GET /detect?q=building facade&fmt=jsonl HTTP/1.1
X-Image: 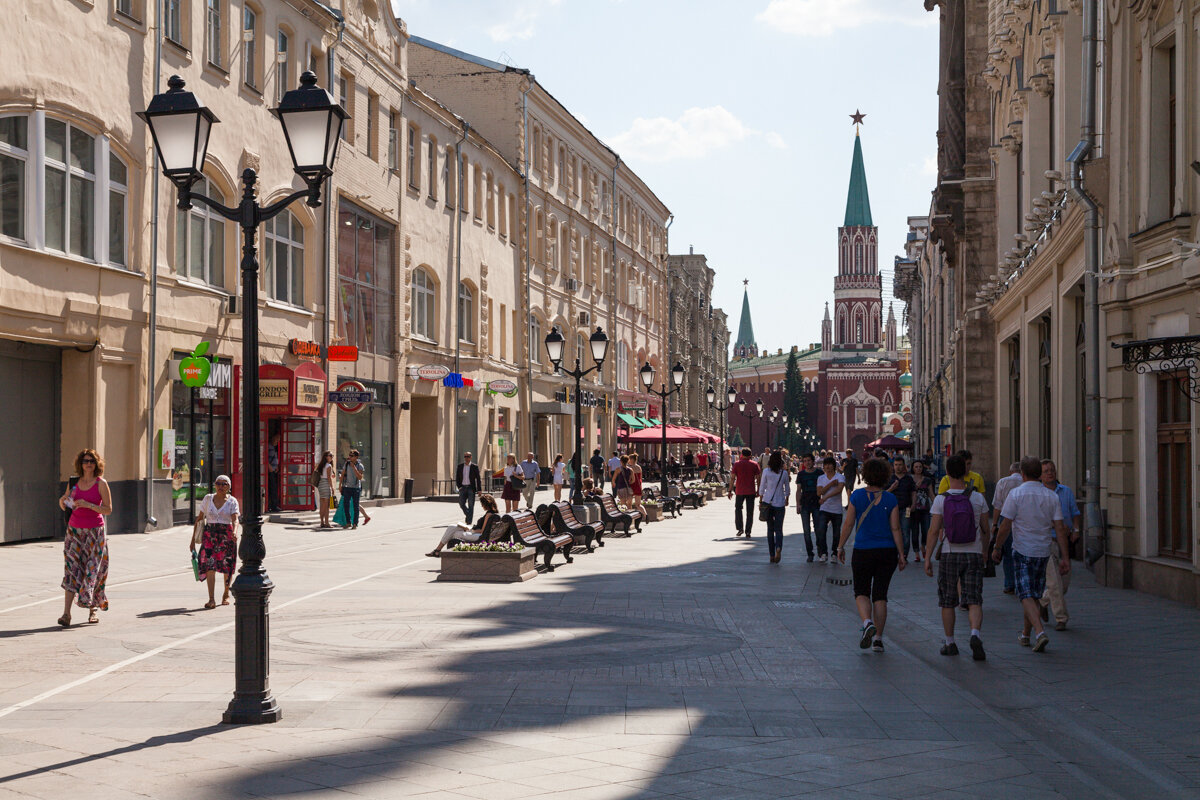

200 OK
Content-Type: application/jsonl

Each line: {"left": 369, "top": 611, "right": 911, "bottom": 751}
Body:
{"left": 666, "top": 249, "right": 729, "bottom": 437}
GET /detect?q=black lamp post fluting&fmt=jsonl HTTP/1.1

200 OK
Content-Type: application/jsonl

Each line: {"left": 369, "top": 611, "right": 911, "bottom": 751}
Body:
{"left": 545, "top": 326, "right": 609, "bottom": 505}
{"left": 140, "top": 72, "right": 346, "bottom": 725}
{"left": 706, "top": 385, "right": 736, "bottom": 481}
{"left": 640, "top": 361, "right": 685, "bottom": 496}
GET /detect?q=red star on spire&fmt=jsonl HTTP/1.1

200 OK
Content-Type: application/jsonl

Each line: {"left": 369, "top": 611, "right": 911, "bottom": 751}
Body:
{"left": 850, "top": 109, "right": 866, "bottom": 126}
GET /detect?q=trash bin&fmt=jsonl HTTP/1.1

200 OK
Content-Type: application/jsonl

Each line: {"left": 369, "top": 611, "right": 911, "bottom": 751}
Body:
{"left": 403, "top": 478, "right": 414, "bottom": 503}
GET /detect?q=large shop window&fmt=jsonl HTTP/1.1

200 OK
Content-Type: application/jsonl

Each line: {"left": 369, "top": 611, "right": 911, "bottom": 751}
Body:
{"left": 411, "top": 267, "right": 435, "bottom": 341}
{"left": 175, "top": 176, "right": 226, "bottom": 287}
{"left": 337, "top": 202, "right": 394, "bottom": 354}
{"left": 263, "top": 209, "right": 303, "bottom": 306}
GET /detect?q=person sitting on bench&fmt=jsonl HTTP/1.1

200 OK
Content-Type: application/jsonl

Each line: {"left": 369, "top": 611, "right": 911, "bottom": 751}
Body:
{"left": 428, "top": 494, "right": 499, "bottom": 557}
{"left": 581, "top": 478, "right": 603, "bottom": 499}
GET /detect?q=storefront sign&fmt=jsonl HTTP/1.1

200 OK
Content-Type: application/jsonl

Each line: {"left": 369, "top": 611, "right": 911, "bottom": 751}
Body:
{"left": 170, "top": 358, "right": 230, "bottom": 389}
{"left": 333, "top": 380, "right": 370, "bottom": 413}
{"left": 178, "top": 342, "right": 211, "bottom": 387}
{"left": 618, "top": 401, "right": 648, "bottom": 414}
{"left": 197, "top": 386, "right": 218, "bottom": 400}
{"left": 158, "top": 429, "right": 175, "bottom": 471}
{"left": 289, "top": 338, "right": 322, "bottom": 359}
{"left": 296, "top": 379, "right": 325, "bottom": 409}
{"left": 443, "top": 372, "right": 465, "bottom": 388}
{"left": 555, "top": 387, "right": 606, "bottom": 408}
{"left": 414, "top": 364, "right": 450, "bottom": 381}
{"left": 259, "top": 380, "right": 289, "bottom": 405}
{"left": 326, "top": 345, "right": 358, "bottom": 362}
{"left": 258, "top": 363, "right": 329, "bottom": 418}
{"left": 487, "top": 379, "right": 518, "bottom": 397}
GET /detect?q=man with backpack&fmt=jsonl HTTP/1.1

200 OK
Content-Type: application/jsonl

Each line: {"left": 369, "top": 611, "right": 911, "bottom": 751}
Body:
{"left": 923, "top": 454, "right": 991, "bottom": 660}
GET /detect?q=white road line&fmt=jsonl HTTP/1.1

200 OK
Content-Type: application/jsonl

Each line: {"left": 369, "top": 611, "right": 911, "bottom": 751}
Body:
{"left": 0, "top": 523, "right": 435, "bottom": 615}
{"left": 0, "top": 557, "right": 425, "bottom": 720}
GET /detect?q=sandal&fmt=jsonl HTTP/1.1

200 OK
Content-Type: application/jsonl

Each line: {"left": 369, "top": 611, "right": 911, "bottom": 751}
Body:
{"left": 221, "top": 595, "right": 231, "bottom": 606}
{"left": 87, "top": 610, "right": 99, "bottom": 624}
{"left": 204, "top": 601, "right": 217, "bottom": 609}
{"left": 426, "top": 551, "right": 441, "bottom": 558}
{"left": 57, "top": 615, "right": 70, "bottom": 627}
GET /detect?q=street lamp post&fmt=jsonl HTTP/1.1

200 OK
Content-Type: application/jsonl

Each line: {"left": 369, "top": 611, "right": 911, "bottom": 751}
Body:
{"left": 545, "top": 326, "right": 609, "bottom": 504}
{"left": 736, "top": 398, "right": 756, "bottom": 454}
{"left": 706, "top": 386, "right": 736, "bottom": 481}
{"left": 640, "top": 361, "right": 685, "bottom": 496}
{"left": 140, "top": 73, "right": 346, "bottom": 725}
{"left": 765, "top": 406, "right": 779, "bottom": 449}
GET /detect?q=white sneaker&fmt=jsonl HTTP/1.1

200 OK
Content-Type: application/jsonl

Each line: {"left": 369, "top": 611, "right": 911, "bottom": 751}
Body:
{"left": 818, "top": 554, "right": 828, "bottom": 563}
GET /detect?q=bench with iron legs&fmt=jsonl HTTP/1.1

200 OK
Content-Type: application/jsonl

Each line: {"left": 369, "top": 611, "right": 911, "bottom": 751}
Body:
{"left": 674, "top": 483, "right": 704, "bottom": 510}
{"left": 444, "top": 513, "right": 507, "bottom": 549}
{"left": 594, "top": 493, "right": 642, "bottom": 534}
{"left": 644, "top": 487, "right": 680, "bottom": 518}
{"left": 539, "top": 501, "right": 603, "bottom": 549}
{"left": 502, "top": 510, "right": 574, "bottom": 570}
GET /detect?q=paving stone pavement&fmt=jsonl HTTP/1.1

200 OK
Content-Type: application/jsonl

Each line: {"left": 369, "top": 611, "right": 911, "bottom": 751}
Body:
{"left": 2, "top": 497, "right": 1199, "bottom": 799}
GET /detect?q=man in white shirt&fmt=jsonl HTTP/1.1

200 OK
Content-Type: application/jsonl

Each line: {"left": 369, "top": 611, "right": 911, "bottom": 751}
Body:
{"left": 991, "top": 456, "right": 1071, "bottom": 653}
{"left": 924, "top": 455, "right": 991, "bottom": 660}
{"left": 815, "top": 456, "right": 844, "bottom": 564}
{"left": 607, "top": 451, "right": 622, "bottom": 483}
{"left": 991, "top": 462, "right": 1023, "bottom": 595}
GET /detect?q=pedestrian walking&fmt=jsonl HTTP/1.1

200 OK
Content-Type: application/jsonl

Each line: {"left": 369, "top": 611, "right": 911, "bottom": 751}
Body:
{"left": 613, "top": 454, "right": 634, "bottom": 506}
{"left": 794, "top": 454, "right": 824, "bottom": 562}
{"left": 589, "top": 449, "right": 606, "bottom": 490}
{"left": 991, "top": 462, "right": 1023, "bottom": 594}
{"left": 923, "top": 455, "right": 991, "bottom": 660}
{"left": 628, "top": 452, "right": 644, "bottom": 510}
{"left": 455, "top": 452, "right": 482, "bottom": 524}
{"left": 551, "top": 454, "right": 566, "bottom": 502}
{"left": 728, "top": 447, "right": 762, "bottom": 537}
{"left": 427, "top": 494, "right": 499, "bottom": 557}
{"left": 1039, "top": 459, "right": 1080, "bottom": 630}
{"left": 836, "top": 458, "right": 905, "bottom": 652}
{"left": 313, "top": 450, "right": 335, "bottom": 529}
{"left": 57, "top": 448, "right": 112, "bottom": 627}
{"left": 191, "top": 474, "right": 239, "bottom": 609}
{"left": 909, "top": 459, "right": 933, "bottom": 563}
{"left": 338, "top": 450, "right": 368, "bottom": 529}
{"left": 815, "top": 456, "right": 844, "bottom": 563}
{"left": 938, "top": 449, "right": 986, "bottom": 494}
{"left": 501, "top": 453, "right": 521, "bottom": 513}
{"left": 759, "top": 451, "right": 791, "bottom": 563}
{"left": 607, "top": 451, "right": 622, "bottom": 484}
{"left": 886, "top": 457, "right": 920, "bottom": 561}
{"left": 518, "top": 452, "right": 540, "bottom": 509}
{"left": 697, "top": 449, "right": 709, "bottom": 481}
{"left": 841, "top": 449, "right": 859, "bottom": 504}
{"left": 991, "top": 456, "right": 1071, "bottom": 653}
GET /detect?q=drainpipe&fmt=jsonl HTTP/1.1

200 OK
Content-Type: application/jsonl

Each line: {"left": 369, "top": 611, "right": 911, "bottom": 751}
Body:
{"left": 144, "top": 0, "right": 164, "bottom": 530}
{"left": 453, "top": 121, "right": 468, "bottom": 467}
{"left": 662, "top": 214, "right": 673, "bottom": 436}
{"left": 323, "top": 11, "right": 344, "bottom": 453}
{"left": 609, "top": 157, "right": 619, "bottom": 447}
{"left": 1067, "top": 0, "right": 1104, "bottom": 567}
{"left": 521, "top": 76, "right": 533, "bottom": 456}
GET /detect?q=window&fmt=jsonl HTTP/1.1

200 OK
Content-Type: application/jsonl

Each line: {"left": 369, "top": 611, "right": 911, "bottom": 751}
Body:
{"left": 457, "top": 282, "right": 474, "bottom": 343}
{"left": 1157, "top": 372, "right": 1192, "bottom": 559}
{"left": 44, "top": 119, "right": 95, "bottom": 259}
{"left": 616, "top": 341, "right": 629, "bottom": 390}
{"left": 406, "top": 125, "right": 417, "bottom": 189}
{"left": 1038, "top": 318, "right": 1052, "bottom": 458}
{"left": 0, "top": 116, "right": 27, "bottom": 240}
{"left": 528, "top": 316, "right": 541, "bottom": 369}
{"left": 165, "top": 0, "right": 183, "bottom": 44}
{"left": 1149, "top": 40, "right": 1176, "bottom": 222}
{"left": 263, "top": 210, "right": 303, "bottom": 306}
{"left": 276, "top": 29, "right": 289, "bottom": 102}
{"left": 116, "top": 0, "right": 137, "bottom": 19}
{"left": 175, "top": 176, "right": 226, "bottom": 286}
{"left": 426, "top": 136, "right": 437, "bottom": 200}
{"left": 387, "top": 111, "right": 398, "bottom": 170}
{"left": 337, "top": 75, "right": 350, "bottom": 141}
{"left": 206, "top": 0, "right": 222, "bottom": 67}
{"left": 443, "top": 145, "right": 454, "bottom": 206}
{"left": 337, "top": 202, "right": 394, "bottom": 354}
{"left": 108, "top": 153, "right": 127, "bottom": 266}
{"left": 242, "top": 6, "right": 258, "bottom": 89}
{"left": 411, "top": 267, "right": 435, "bottom": 341}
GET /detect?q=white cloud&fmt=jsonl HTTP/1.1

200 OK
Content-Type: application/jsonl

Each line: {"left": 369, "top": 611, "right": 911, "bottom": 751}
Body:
{"left": 488, "top": 0, "right": 561, "bottom": 42}
{"left": 608, "top": 106, "right": 784, "bottom": 162}
{"left": 756, "top": 0, "right": 934, "bottom": 37}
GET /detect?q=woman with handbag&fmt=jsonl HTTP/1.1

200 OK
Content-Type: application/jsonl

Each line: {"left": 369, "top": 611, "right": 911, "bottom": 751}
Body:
{"left": 836, "top": 458, "right": 906, "bottom": 652}
{"left": 191, "top": 474, "right": 239, "bottom": 609}
{"left": 909, "top": 460, "right": 934, "bottom": 563}
{"left": 759, "top": 451, "right": 792, "bottom": 563}
{"left": 57, "top": 449, "right": 112, "bottom": 626}
{"left": 313, "top": 450, "right": 335, "bottom": 529}
{"left": 501, "top": 453, "right": 521, "bottom": 513}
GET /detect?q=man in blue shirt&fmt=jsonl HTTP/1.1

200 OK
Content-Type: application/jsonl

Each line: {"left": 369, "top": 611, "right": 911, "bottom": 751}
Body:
{"left": 1040, "top": 459, "right": 1080, "bottom": 630}
{"left": 519, "top": 452, "right": 541, "bottom": 510}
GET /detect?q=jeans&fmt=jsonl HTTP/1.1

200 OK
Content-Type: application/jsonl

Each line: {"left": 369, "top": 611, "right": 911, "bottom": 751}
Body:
{"left": 458, "top": 486, "right": 476, "bottom": 524}
{"left": 341, "top": 487, "right": 361, "bottom": 527}
{"left": 734, "top": 493, "right": 756, "bottom": 534}
{"left": 765, "top": 504, "right": 786, "bottom": 557}
{"left": 819, "top": 510, "right": 843, "bottom": 552}
{"left": 908, "top": 511, "right": 930, "bottom": 558}
{"left": 1001, "top": 534, "right": 1015, "bottom": 591}
{"left": 798, "top": 506, "right": 823, "bottom": 556}
{"left": 267, "top": 469, "right": 281, "bottom": 511}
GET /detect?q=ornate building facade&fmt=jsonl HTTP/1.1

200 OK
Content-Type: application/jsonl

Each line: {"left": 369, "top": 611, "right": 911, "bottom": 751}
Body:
{"left": 666, "top": 249, "right": 729, "bottom": 436}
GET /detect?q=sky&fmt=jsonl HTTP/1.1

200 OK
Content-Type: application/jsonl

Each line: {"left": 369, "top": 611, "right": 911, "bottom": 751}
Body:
{"left": 391, "top": 0, "right": 939, "bottom": 356}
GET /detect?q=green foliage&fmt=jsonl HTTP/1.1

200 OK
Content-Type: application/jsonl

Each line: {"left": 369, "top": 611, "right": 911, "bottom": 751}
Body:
{"left": 782, "top": 348, "right": 806, "bottom": 451}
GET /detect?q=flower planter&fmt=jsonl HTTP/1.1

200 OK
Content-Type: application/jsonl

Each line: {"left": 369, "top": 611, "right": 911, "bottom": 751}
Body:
{"left": 438, "top": 548, "right": 537, "bottom": 582}
{"left": 642, "top": 505, "right": 662, "bottom": 522}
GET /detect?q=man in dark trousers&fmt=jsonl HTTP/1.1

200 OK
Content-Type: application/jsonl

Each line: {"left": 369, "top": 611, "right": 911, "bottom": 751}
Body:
{"left": 589, "top": 449, "right": 606, "bottom": 490}
{"left": 455, "top": 452, "right": 482, "bottom": 524}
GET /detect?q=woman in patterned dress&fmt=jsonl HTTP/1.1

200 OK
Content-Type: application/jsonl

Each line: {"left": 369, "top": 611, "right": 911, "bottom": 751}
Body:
{"left": 57, "top": 449, "right": 112, "bottom": 626}
{"left": 190, "top": 474, "right": 240, "bottom": 609}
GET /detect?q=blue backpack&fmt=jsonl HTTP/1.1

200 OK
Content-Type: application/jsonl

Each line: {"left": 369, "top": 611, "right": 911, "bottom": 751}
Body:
{"left": 942, "top": 487, "right": 977, "bottom": 544}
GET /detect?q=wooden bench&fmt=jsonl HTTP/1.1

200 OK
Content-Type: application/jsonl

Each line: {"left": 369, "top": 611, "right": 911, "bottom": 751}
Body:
{"left": 593, "top": 493, "right": 642, "bottom": 535}
{"left": 502, "top": 510, "right": 574, "bottom": 570}
{"left": 539, "top": 501, "right": 604, "bottom": 549}
{"left": 643, "top": 487, "right": 678, "bottom": 518}
{"left": 674, "top": 483, "right": 704, "bottom": 510}
{"left": 444, "top": 514, "right": 507, "bottom": 549}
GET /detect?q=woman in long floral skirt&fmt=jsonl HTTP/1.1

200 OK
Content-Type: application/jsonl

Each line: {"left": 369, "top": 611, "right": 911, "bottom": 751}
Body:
{"left": 191, "top": 474, "right": 240, "bottom": 609}
{"left": 57, "top": 449, "right": 112, "bottom": 626}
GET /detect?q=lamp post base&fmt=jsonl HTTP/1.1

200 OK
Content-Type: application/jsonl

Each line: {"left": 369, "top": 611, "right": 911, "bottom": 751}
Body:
{"left": 221, "top": 569, "right": 281, "bottom": 725}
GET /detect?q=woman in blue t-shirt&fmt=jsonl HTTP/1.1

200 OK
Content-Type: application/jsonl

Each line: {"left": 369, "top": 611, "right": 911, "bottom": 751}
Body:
{"left": 836, "top": 458, "right": 906, "bottom": 652}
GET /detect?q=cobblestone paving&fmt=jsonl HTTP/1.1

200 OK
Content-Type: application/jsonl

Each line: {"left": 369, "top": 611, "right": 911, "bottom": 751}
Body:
{"left": 2, "top": 498, "right": 1199, "bottom": 798}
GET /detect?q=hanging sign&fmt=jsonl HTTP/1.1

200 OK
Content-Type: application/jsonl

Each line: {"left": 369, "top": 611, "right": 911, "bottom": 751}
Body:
{"left": 443, "top": 373, "right": 465, "bottom": 388}
{"left": 332, "top": 380, "right": 371, "bottom": 413}
{"left": 296, "top": 378, "right": 326, "bottom": 409}
{"left": 415, "top": 364, "right": 450, "bottom": 381}
{"left": 326, "top": 345, "right": 359, "bottom": 362}
{"left": 487, "top": 379, "right": 518, "bottom": 397}
{"left": 158, "top": 429, "right": 175, "bottom": 471}
{"left": 178, "top": 342, "right": 211, "bottom": 387}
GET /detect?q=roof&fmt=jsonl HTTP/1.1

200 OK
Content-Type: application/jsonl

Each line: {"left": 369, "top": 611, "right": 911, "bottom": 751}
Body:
{"left": 408, "top": 34, "right": 514, "bottom": 73}
{"left": 844, "top": 133, "right": 874, "bottom": 227}
{"left": 728, "top": 346, "right": 821, "bottom": 370}
{"left": 733, "top": 287, "right": 756, "bottom": 353}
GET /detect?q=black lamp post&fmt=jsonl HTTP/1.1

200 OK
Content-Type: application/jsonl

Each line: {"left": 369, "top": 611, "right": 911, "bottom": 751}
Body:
{"left": 545, "top": 326, "right": 608, "bottom": 504}
{"left": 736, "top": 397, "right": 756, "bottom": 454}
{"left": 706, "top": 386, "right": 736, "bottom": 480}
{"left": 765, "top": 406, "right": 780, "bottom": 449}
{"left": 640, "top": 361, "right": 685, "bottom": 496}
{"left": 140, "top": 73, "right": 346, "bottom": 726}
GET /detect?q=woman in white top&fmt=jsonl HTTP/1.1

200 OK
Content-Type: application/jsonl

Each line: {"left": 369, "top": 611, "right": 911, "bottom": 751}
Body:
{"left": 552, "top": 453, "right": 567, "bottom": 501}
{"left": 759, "top": 451, "right": 792, "bottom": 564}
{"left": 190, "top": 474, "right": 240, "bottom": 609}
{"left": 501, "top": 453, "right": 521, "bottom": 513}
{"left": 314, "top": 450, "right": 335, "bottom": 529}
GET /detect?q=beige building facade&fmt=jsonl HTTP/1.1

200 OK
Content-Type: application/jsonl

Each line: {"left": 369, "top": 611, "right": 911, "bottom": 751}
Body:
{"left": 666, "top": 249, "right": 729, "bottom": 438}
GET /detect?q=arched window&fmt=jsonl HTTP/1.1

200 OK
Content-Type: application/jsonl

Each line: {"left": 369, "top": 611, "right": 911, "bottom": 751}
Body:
{"left": 176, "top": 175, "right": 226, "bottom": 286}
{"left": 264, "top": 209, "right": 303, "bottom": 305}
{"left": 457, "top": 282, "right": 473, "bottom": 343}
{"left": 855, "top": 240, "right": 863, "bottom": 273}
{"left": 411, "top": 267, "right": 435, "bottom": 341}
{"left": 856, "top": 317, "right": 864, "bottom": 343}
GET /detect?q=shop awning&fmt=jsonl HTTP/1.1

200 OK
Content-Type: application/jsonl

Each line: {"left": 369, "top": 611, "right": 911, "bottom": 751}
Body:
{"left": 617, "top": 413, "right": 645, "bottom": 430}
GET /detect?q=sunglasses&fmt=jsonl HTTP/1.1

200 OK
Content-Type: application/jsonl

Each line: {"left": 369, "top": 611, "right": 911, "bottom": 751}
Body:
{"left": 81, "top": 458, "right": 96, "bottom": 464}
{"left": 215, "top": 481, "right": 230, "bottom": 487}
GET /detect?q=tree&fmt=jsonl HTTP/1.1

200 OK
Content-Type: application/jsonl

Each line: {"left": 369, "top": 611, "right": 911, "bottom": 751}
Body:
{"left": 782, "top": 349, "right": 806, "bottom": 452}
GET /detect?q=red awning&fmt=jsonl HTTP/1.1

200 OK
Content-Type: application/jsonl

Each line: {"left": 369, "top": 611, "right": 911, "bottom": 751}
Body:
{"left": 619, "top": 424, "right": 716, "bottom": 444}
{"left": 867, "top": 434, "right": 913, "bottom": 450}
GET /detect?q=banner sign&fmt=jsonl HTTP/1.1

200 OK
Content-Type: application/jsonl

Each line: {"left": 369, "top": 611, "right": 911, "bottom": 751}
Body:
{"left": 326, "top": 345, "right": 358, "bottom": 362}
{"left": 178, "top": 342, "right": 211, "bottom": 387}
{"left": 157, "top": 429, "right": 175, "bottom": 471}
{"left": 487, "top": 379, "right": 518, "bottom": 397}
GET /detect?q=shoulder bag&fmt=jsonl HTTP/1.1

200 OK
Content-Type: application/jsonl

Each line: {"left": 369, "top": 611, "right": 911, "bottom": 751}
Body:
{"left": 849, "top": 490, "right": 882, "bottom": 544}
{"left": 507, "top": 469, "right": 525, "bottom": 491}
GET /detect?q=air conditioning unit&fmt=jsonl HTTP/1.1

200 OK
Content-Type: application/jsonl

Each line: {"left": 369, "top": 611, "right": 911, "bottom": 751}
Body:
{"left": 224, "top": 294, "right": 239, "bottom": 316}
{"left": 566, "top": 278, "right": 580, "bottom": 293}
{"left": 578, "top": 310, "right": 591, "bottom": 327}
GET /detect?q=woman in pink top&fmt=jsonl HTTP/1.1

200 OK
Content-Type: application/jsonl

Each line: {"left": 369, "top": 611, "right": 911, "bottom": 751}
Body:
{"left": 56, "top": 449, "right": 113, "bottom": 626}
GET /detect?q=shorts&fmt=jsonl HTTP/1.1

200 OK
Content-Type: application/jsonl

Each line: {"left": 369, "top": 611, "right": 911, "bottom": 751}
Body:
{"left": 1012, "top": 551, "right": 1049, "bottom": 600}
{"left": 851, "top": 547, "right": 899, "bottom": 602}
{"left": 937, "top": 551, "right": 984, "bottom": 608}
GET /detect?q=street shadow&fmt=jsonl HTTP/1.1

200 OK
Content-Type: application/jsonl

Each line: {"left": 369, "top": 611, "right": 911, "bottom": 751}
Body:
{"left": 136, "top": 607, "right": 198, "bottom": 619}
{"left": 0, "top": 725, "right": 225, "bottom": 784}
{"left": 0, "top": 625, "right": 67, "bottom": 639}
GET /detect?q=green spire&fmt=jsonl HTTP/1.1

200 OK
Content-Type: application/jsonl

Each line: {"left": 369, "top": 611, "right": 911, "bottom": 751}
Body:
{"left": 734, "top": 283, "right": 756, "bottom": 356}
{"left": 844, "top": 133, "right": 873, "bottom": 227}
